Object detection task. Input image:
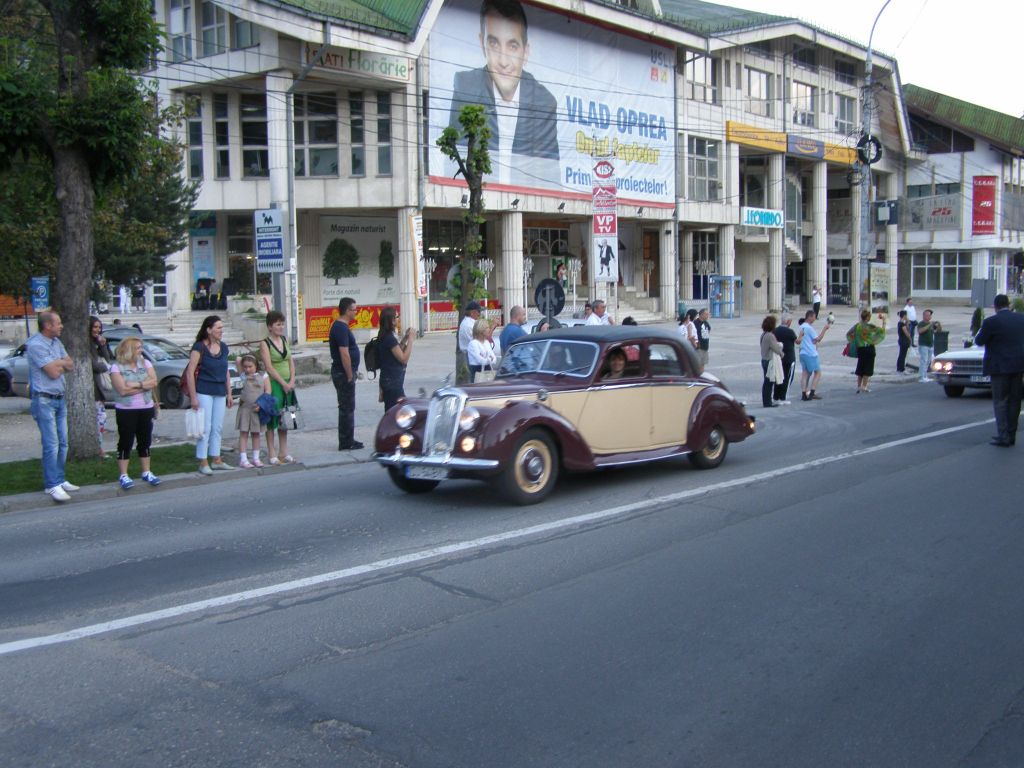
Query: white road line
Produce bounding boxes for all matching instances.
[0,417,994,658]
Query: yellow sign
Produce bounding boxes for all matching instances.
[726,122,787,152]
[824,144,858,165]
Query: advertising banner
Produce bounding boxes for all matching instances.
[318,215,399,307]
[305,304,403,341]
[869,262,891,314]
[907,194,960,231]
[740,206,784,229]
[255,209,285,273]
[409,213,427,299]
[191,236,215,280]
[972,175,997,235]
[428,0,674,204]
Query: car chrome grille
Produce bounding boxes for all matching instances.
[948,360,984,376]
[423,391,464,456]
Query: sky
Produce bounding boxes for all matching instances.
[723,0,1023,119]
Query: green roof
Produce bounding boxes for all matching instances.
[904,84,1024,153]
[272,0,429,37]
[655,0,789,35]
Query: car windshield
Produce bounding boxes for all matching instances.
[498,340,598,378]
[143,339,188,361]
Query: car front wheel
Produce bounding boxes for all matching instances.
[160,376,185,409]
[943,385,965,398]
[387,467,440,494]
[498,428,558,505]
[688,424,729,469]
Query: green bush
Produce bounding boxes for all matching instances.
[1012,297,1024,313]
[970,307,985,334]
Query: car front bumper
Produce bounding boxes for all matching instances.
[374,450,500,480]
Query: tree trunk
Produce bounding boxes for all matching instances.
[52,147,99,460]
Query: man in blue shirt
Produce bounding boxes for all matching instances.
[499,305,527,350]
[330,297,362,450]
[26,310,78,502]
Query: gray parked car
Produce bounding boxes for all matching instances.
[0,331,241,408]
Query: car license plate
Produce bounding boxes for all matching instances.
[406,465,448,481]
[971,375,990,383]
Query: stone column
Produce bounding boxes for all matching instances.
[680,229,694,303]
[768,153,785,311]
[812,160,828,308]
[884,174,899,308]
[659,222,677,319]
[500,212,524,314]
[719,224,735,316]
[396,208,419,331]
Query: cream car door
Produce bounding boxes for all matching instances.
[648,342,696,447]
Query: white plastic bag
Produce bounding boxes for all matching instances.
[185,407,206,439]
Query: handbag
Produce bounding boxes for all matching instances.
[185,407,206,439]
[278,391,303,430]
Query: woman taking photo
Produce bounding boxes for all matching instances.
[259,310,297,465]
[89,316,113,457]
[109,336,160,489]
[377,307,414,410]
[184,315,235,474]
[847,309,887,393]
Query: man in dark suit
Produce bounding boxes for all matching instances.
[974,294,1024,447]
[447,0,559,186]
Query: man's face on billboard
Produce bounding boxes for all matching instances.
[480,12,528,101]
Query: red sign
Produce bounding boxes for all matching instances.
[972,175,997,235]
[593,212,617,235]
[593,160,615,179]
[305,305,400,342]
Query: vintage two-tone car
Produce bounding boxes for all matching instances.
[373,326,756,504]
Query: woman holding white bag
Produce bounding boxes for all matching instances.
[184,315,236,475]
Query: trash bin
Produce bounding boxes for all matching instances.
[711,298,722,318]
[676,300,687,320]
[933,330,949,355]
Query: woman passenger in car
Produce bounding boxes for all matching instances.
[603,348,628,380]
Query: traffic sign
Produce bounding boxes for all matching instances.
[30,276,49,311]
[534,278,565,318]
[255,209,285,273]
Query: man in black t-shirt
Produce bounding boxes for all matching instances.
[695,308,711,367]
[772,313,798,404]
[330,297,363,450]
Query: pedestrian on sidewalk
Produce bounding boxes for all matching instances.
[377,306,414,410]
[812,285,822,319]
[499,305,528,350]
[903,297,918,346]
[260,310,296,465]
[468,318,498,382]
[235,354,270,468]
[109,336,161,489]
[973,294,1024,447]
[89,315,113,456]
[26,310,77,503]
[916,309,941,382]
[895,310,912,373]
[695,308,711,367]
[760,315,784,408]
[772,313,797,403]
[185,315,237,473]
[847,309,886,393]
[677,309,698,349]
[330,297,363,450]
[797,310,831,400]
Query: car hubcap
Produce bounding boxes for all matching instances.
[705,429,723,458]
[516,441,550,492]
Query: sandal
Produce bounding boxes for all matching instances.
[269,457,281,466]
[239,458,254,469]
[252,458,264,468]
[283,455,295,464]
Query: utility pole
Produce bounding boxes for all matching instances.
[856,0,892,308]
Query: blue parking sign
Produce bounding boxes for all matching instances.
[30,276,50,311]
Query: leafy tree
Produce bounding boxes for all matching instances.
[322,238,360,284]
[437,105,491,383]
[0,0,165,459]
[378,240,394,284]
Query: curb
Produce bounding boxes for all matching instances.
[0,450,369,516]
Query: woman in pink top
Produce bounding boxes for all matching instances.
[109,336,161,490]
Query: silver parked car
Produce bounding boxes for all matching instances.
[0,331,242,408]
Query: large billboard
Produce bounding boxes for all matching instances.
[318,216,399,307]
[428,0,675,205]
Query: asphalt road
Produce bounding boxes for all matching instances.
[1,382,1021,767]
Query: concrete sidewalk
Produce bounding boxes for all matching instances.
[0,302,980,512]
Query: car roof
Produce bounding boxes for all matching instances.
[523,325,682,344]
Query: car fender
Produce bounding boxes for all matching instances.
[688,387,752,449]
[476,400,595,471]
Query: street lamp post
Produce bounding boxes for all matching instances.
[568,257,581,314]
[857,0,893,309]
[478,257,494,312]
[523,256,534,310]
[424,256,436,333]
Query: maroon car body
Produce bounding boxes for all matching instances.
[373,326,755,504]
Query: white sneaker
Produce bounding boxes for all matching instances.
[61,481,80,492]
[46,486,71,503]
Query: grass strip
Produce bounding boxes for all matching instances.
[2,444,202,496]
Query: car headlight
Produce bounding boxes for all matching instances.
[931,361,943,371]
[395,404,417,429]
[459,406,480,432]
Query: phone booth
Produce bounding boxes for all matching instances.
[709,275,743,319]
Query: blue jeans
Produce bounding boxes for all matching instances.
[196,393,226,460]
[31,395,67,489]
[918,346,934,381]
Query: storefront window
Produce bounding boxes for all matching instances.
[227,214,271,294]
[912,251,972,291]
